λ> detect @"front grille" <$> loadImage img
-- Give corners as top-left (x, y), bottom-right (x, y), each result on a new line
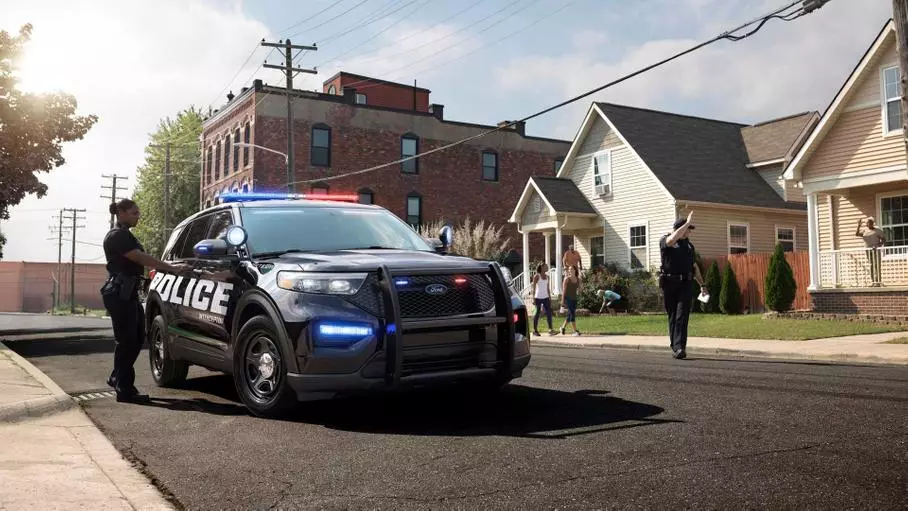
top-left (343, 272), bottom-right (497, 319)
top-left (401, 354), bottom-right (480, 375)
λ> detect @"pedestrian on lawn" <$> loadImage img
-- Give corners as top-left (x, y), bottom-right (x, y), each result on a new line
top-left (530, 263), bottom-right (556, 336)
top-left (658, 212), bottom-right (705, 360)
top-left (559, 265), bottom-right (582, 336)
top-left (598, 289), bottom-right (622, 314)
top-left (101, 199), bottom-right (191, 403)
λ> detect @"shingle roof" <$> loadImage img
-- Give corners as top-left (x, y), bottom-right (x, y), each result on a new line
top-left (531, 176), bottom-right (598, 215)
top-left (740, 112), bottom-right (816, 164)
top-left (595, 103), bottom-right (808, 211)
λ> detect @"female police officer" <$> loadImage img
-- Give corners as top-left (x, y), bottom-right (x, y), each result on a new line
top-left (102, 198), bottom-right (190, 403)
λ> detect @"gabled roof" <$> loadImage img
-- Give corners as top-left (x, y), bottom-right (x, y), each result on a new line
top-left (508, 176), bottom-right (598, 223)
top-left (785, 20), bottom-right (895, 181)
top-left (596, 103), bottom-right (807, 211)
top-left (741, 112), bottom-right (819, 165)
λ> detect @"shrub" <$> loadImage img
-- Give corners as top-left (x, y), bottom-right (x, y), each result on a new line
top-left (719, 263), bottom-right (743, 314)
top-left (703, 261), bottom-right (722, 313)
top-left (576, 267), bottom-right (630, 312)
top-left (418, 217), bottom-right (510, 261)
top-left (764, 243), bottom-right (797, 312)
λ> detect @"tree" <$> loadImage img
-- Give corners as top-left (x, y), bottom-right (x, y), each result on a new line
top-left (764, 243), bottom-right (797, 312)
top-left (0, 24), bottom-right (98, 259)
top-left (418, 217), bottom-right (511, 261)
top-left (719, 263), bottom-right (743, 314)
top-left (131, 108), bottom-right (203, 258)
top-left (703, 260), bottom-right (722, 313)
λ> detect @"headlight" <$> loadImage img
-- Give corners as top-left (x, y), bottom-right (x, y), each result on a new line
top-left (276, 272), bottom-right (367, 295)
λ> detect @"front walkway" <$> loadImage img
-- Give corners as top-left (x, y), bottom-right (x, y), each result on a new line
top-left (532, 331), bottom-right (908, 365)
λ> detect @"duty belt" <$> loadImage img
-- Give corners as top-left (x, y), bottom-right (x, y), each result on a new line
top-left (661, 272), bottom-right (693, 281)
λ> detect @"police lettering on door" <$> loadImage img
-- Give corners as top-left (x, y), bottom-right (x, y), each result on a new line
top-left (148, 272), bottom-right (233, 315)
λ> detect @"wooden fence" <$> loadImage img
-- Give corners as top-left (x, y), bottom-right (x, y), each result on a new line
top-left (702, 250), bottom-right (810, 312)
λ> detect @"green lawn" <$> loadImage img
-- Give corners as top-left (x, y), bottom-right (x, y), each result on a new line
top-left (554, 313), bottom-right (908, 341)
top-left (883, 337), bottom-right (908, 344)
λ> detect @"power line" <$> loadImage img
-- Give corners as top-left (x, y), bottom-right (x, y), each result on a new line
top-left (286, 0), bottom-right (373, 40)
top-left (285, 0), bottom-right (824, 187)
top-left (62, 208), bottom-right (87, 313)
top-left (100, 174), bottom-right (129, 229)
top-left (278, 0), bottom-right (350, 35)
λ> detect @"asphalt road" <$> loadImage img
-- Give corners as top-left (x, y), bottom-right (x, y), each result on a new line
top-left (8, 336), bottom-right (908, 510)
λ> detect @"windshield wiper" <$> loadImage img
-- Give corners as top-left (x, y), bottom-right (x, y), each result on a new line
top-left (252, 249), bottom-right (308, 259)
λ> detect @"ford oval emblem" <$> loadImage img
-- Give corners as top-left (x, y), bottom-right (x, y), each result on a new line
top-left (425, 283), bottom-right (448, 295)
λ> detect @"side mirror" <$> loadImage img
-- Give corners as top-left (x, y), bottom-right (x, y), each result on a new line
top-left (439, 225), bottom-right (453, 249)
top-left (193, 225), bottom-right (248, 259)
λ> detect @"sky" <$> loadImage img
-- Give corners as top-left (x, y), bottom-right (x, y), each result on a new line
top-left (0, 0), bottom-right (894, 263)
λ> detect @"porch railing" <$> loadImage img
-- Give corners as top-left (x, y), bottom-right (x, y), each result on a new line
top-left (511, 269), bottom-right (559, 298)
top-left (818, 246), bottom-right (908, 288)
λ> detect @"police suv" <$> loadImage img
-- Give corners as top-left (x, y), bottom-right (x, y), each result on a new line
top-left (143, 192), bottom-right (531, 418)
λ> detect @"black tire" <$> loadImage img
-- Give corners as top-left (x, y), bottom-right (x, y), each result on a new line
top-left (232, 315), bottom-right (297, 419)
top-left (148, 314), bottom-right (189, 387)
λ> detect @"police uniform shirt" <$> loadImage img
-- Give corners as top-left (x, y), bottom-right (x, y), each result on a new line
top-left (103, 226), bottom-right (144, 277)
top-left (659, 235), bottom-right (695, 276)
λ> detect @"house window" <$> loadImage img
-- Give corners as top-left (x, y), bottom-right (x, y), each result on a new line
top-left (233, 129), bottom-right (240, 172)
top-left (883, 66), bottom-right (902, 134)
top-left (728, 223), bottom-right (749, 254)
top-left (311, 183), bottom-right (329, 195)
top-left (355, 93), bottom-right (367, 104)
top-left (554, 158), bottom-right (564, 175)
top-left (358, 188), bottom-right (373, 204)
top-left (206, 146), bottom-right (213, 184)
top-left (776, 226), bottom-right (795, 252)
top-left (214, 140), bottom-right (221, 180)
top-left (243, 123), bottom-right (250, 166)
top-left (401, 134), bottom-right (418, 174)
top-left (311, 124), bottom-right (331, 167)
top-left (242, 182), bottom-right (250, 193)
top-left (592, 150), bottom-right (612, 196)
top-left (629, 224), bottom-right (647, 269)
top-left (880, 193), bottom-right (908, 246)
top-left (590, 236), bottom-right (605, 268)
top-left (406, 193), bottom-right (422, 227)
top-left (482, 151), bottom-right (498, 181)
top-left (224, 134), bottom-right (231, 175)
top-left (327, 84), bottom-right (337, 95)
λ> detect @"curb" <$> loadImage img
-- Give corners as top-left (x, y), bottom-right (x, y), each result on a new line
top-left (532, 340), bottom-right (908, 366)
top-left (0, 341), bottom-right (75, 423)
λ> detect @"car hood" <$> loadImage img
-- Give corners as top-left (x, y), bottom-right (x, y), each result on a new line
top-left (271, 250), bottom-right (494, 273)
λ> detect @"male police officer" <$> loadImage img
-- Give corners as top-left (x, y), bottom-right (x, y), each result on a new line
top-left (659, 212), bottom-right (704, 359)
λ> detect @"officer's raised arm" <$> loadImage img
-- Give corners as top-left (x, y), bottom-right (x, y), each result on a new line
top-left (664, 211), bottom-right (694, 248)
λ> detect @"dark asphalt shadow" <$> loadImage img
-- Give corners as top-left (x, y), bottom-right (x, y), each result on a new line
top-left (290, 385), bottom-right (678, 439)
top-left (129, 397), bottom-right (248, 416)
top-left (6, 336), bottom-right (119, 357)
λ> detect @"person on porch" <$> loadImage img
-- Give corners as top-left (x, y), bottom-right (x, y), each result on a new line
top-left (855, 217), bottom-right (886, 287)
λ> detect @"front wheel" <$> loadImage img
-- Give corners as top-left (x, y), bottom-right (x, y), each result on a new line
top-left (232, 315), bottom-right (297, 418)
top-left (148, 314), bottom-right (189, 387)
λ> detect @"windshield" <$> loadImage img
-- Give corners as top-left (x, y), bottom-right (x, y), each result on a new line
top-left (239, 206), bottom-right (433, 255)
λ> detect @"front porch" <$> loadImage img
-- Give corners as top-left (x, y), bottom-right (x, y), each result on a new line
top-left (516, 215), bottom-right (601, 296)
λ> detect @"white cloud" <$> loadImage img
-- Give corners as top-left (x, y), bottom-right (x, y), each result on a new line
top-left (494, 0), bottom-right (892, 138)
top-left (1, 0), bottom-right (271, 262)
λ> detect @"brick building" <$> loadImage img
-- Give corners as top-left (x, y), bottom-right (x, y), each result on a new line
top-left (199, 72), bottom-right (571, 266)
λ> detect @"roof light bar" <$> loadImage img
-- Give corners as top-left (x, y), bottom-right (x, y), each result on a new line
top-left (219, 192), bottom-right (359, 203)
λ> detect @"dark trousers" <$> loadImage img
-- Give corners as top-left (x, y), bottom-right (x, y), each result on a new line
top-left (661, 277), bottom-right (693, 353)
top-left (534, 298), bottom-right (553, 331)
top-left (103, 294), bottom-right (145, 393)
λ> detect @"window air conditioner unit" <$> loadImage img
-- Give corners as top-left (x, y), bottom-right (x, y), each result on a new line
top-left (595, 184), bottom-right (610, 196)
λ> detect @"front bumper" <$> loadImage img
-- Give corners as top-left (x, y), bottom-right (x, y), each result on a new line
top-left (286, 263), bottom-right (529, 399)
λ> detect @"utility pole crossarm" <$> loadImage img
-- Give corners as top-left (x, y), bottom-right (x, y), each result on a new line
top-left (261, 42), bottom-right (317, 51)
top-left (263, 64), bottom-right (318, 75)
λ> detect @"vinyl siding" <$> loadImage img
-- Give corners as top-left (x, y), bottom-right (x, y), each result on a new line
top-left (565, 115), bottom-right (676, 271)
top-left (802, 39), bottom-right (905, 180)
top-left (681, 205), bottom-right (808, 259)
top-left (784, 179), bottom-right (806, 202)
top-left (573, 228), bottom-right (605, 269)
top-left (757, 165), bottom-right (785, 199)
top-left (520, 192), bottom-right (555, 225)
top-left (816, 182), bottom-right (908, 251)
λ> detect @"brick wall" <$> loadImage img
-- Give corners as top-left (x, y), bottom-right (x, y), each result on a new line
top-left (0, 262), bottom-right (108, 313)
top-left (811, 290), bottom-right (908, 316)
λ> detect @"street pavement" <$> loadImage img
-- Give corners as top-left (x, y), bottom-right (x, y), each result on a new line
top-left (6, 334), bottom-right (907, 510)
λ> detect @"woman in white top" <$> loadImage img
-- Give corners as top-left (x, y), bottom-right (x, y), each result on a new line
top-left (530, 263), bottom-right (556, 336)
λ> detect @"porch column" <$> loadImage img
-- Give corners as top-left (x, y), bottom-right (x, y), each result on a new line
top-left (522, 230), bottom-right (530, 293)
top-left (555, 225), bottom-right (563, 296)
top-left (544, 234), bottom-right (552, 268)
top-left (807, 192), bottom-right (821, 291)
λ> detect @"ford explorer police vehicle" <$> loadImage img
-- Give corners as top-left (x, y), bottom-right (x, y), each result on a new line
top-left (143, 192), bottom-right (531, 418)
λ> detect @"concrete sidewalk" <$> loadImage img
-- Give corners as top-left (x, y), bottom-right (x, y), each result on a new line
top-left (0, 342), bottom-right (174, 510)
top-left (533, 331), bottom-right (908, 365)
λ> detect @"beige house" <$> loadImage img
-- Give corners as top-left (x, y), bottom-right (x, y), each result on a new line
top-left (784, 19), bottom-right (908, 315)
top-left (509, 102), bottom-right (818, 294)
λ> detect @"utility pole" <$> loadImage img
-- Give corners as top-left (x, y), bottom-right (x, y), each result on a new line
top-left (894, 0), bottom-right (908, 158)
top-left (164, 143), bottom-right (171, 231)
top-left (101, 174), bottom-right (129, 229)
top-left (262, 38), bottom-right (318, 192)
top-left (48, 210), bottom-right (72, 312)
top-left (62, 208), bottom-right (86, 314)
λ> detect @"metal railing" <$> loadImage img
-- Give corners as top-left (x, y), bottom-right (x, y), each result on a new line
top-left (818, 245), bottom-right (908, 288)
top-left (511, 269), bottom-right (559, 298)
